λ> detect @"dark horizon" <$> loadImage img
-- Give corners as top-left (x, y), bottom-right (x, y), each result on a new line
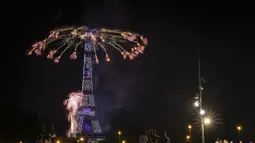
top-left (3, 0), bottom-right (255, 142)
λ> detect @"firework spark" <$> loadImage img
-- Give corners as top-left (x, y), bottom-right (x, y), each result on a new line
top-left (63, 91), bottom-right (85, 136)
top-left (27, 26), bottom-right (148, 63)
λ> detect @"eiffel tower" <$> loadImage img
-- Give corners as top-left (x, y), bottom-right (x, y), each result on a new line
top-left (71, 41), bottom-right (105, 142)
top-left (28, 26), bottom-right (148, 142)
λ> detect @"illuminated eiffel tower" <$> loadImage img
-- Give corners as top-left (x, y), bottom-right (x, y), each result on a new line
top-left (71, 41), bottom-right (104, 142)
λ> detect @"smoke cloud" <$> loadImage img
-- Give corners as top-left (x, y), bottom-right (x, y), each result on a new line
top-left (94, 63), bottom-right (137, 131)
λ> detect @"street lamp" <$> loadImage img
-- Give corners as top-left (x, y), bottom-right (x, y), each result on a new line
top-left (122, 140), bottom-right (126, 143)
top-left (237, 125), bottom-right (242, 142)
top-left (117, 130), bottom-right (122, 143)
top-left (191, 54), bottom-right (212, 143)
top-left (188, 125), bottom-right (192, 136)
top-left (56, 140), bottom-right (60, 143)
top-left (237, 125), bottom-right (242, 134)
top-left (186, 135), bottom-right (190, 143)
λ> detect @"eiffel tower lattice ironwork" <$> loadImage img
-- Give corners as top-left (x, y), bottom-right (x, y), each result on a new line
top-left (74, 41), bottom-right (105, 142)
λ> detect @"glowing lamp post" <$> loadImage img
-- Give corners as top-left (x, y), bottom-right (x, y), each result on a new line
top-left (188, 124), bottom-right (192, 139)
top-left (191, 71), bottom-right (208, 143)
top-left (191, 54), bottom-right (220, 143)
top-left (118, 130), bottom-right (122, 143)
top-left (236, 125), bottom-right (242, 142)
top-left (186, 135), bottom-right (190, 143)
top-left (237, 125), bottom-right (242, 135)
top-left (188, 125), bottom-right (192, 133)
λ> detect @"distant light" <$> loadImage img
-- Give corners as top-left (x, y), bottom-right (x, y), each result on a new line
top-left (57, 140), bottom-right (60, 143)
top-left (122, 140), bottom-right (126, 143)
top-left (237, 126), bottom-right (242, 131)
top-left (20, 141), bottom-right (22, 143)
top-left (194, 101), bottom-right (199, 107)
top-left (80, 137), bottom-right (84, 141)
top-left (200, 109), bottom-right (205, 115)
top-left (186, 135), bottom-right (190, 139)
top-left (118, 130), bottom-right (122, 135)
top-left (204, 117), bottom-right (211, 125)
top-left (188, 125), bottom-right (192, 129)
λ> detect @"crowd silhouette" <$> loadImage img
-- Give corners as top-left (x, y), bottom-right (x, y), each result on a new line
top-left (139, 129), bottom-right (170, 143)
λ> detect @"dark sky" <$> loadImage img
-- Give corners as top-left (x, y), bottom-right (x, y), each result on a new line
top-left (3, 0), bottom-right (255, 142)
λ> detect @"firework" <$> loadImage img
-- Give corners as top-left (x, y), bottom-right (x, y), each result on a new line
top-left (63, 91), bottom-right (85, 136)
top-left (27, 26), bottom-right (148, 63)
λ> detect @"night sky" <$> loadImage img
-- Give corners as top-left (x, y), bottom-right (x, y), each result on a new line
top-left (3, 0), bottom-right (255, 142)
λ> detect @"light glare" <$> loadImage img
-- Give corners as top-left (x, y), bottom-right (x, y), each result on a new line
top-left (194, 101), bottom-right (199, 107)
top-left (200, 109), bottom-right (205, 115)
top-left (204, 117), bottom-right (211, 125)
